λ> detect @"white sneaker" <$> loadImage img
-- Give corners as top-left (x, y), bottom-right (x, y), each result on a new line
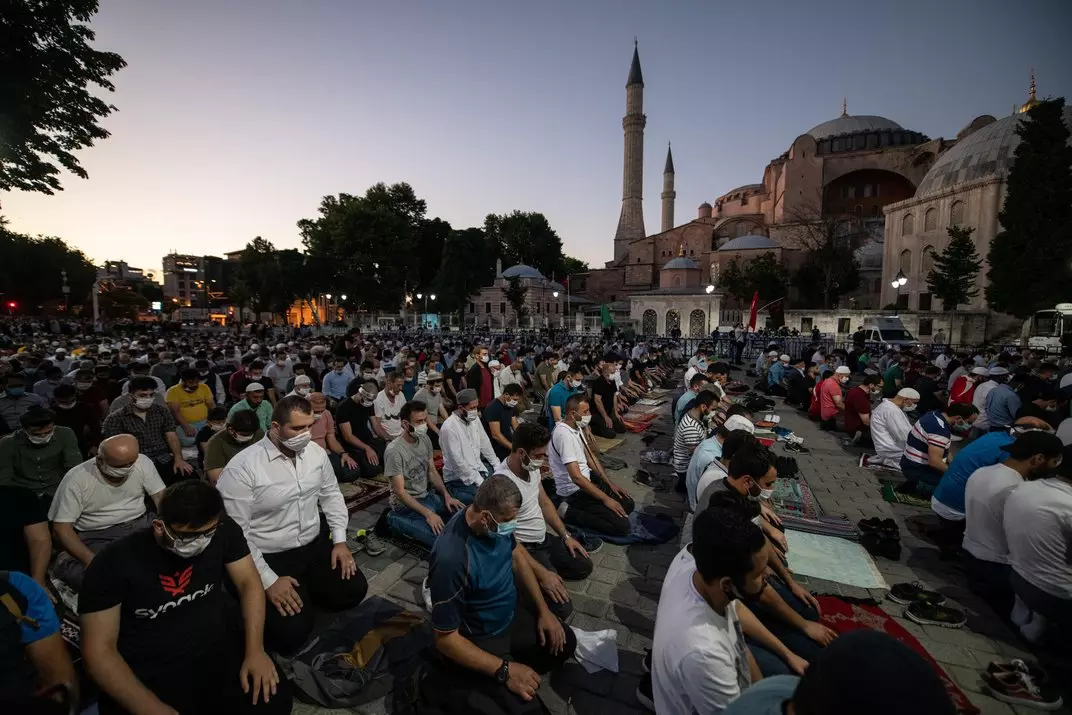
top-left (421, 577), bottom-right (433, 612)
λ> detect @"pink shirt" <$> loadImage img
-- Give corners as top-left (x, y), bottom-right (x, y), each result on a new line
top-left (311, 409), bottom-right (335, 450)
top-left (819, 376), bottom-right (843, 420)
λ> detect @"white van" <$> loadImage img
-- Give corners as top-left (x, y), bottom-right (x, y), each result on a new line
top-left (859, 317), bottom-right (920, 349)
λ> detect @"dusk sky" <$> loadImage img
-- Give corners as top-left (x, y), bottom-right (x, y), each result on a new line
top-left (2, 0), bottom-right (1069, 276)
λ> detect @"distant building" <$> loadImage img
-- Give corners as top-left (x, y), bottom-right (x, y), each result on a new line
top-left (102, 261), bottom-right (151, 282)
top-left (465, 260), bottom-right (583, 330)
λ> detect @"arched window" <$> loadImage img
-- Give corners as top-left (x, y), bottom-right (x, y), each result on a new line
top-left (903, 213), bottom-right (915, 235)
top-left (950, 200), bottom-right (965, 226)
top-left (871, 205), bottom-right (880, 216)
top-left (921, 246), bottom-right (936, 275)
top-left (642, 309), bottom-right (657, 336)
top-left (924, 208), bottom-right (937, 232)
top-left (854, 204), bottom-right (862, 216)
top-left (665, 310), bottom-right (681, 335)
top-left (899, 249), bottom-right (912, 273)
top-left (689, 310), bottom-right (706, 337)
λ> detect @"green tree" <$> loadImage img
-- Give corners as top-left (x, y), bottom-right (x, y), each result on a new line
top-left (0, 225), bottom-right (96, 313)
top-left (717, 253), bottom-right (789, 307)
top-left (562, 256), bottom-right (589, 278)
top-left (793, 254), bottom-right (859, 309)
top-left (718, 258), bottom-right (750, 304)
top-left (97, 286), bottom-right (148, 321)
top-left (786, 201), bottom-right (862, 308)
top-left (232, 237), bottom-right (281, 315)
top-left (435, 228), bottom-right (495, 321)
top-left (503, 275), bottom-right (528, 327)
top-left (927, 225), bottom-right (983, 335)
top-left (0, 0), bottom-right (125, 196)
top-left (416, 218), bottom-right (452, 293)
top-left (986, 98), bottom-right (1072, 318)
top-left (484, 211), bottom-right (566, 277)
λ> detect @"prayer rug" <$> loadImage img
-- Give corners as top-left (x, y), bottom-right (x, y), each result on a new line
top-left (781, 515), bottom-right (860, 541)
top-left (592, 435), bottom-right (625, 453)
top-left (636, 398), bottom-right (667, 406)
top-left (815, 596), bottom-right (980, 715)
top-left (785, 531), bottom-right (887, 589)
top-left (341, 479), bottom-right (391, 514)
top-left (880, 482), bottom-right (931, 509)
top-left (771, 476), bottom-right (821, 519)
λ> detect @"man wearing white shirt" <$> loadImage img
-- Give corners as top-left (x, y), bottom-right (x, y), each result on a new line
top-left (372, 372), bottom-right (407, 441)
top-left (439, 389), bottom-right (499, 505)
top-left (971, 367), bottom-right (1003, 435)
top-left (861, 388), bottom-right (918, 470)
top-left (217, 394), bottom-right (366, 655)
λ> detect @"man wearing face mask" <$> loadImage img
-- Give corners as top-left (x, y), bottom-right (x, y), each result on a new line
top-left (80, 479), bottom-right (290, 715)
top-left (862, 388), bottom-right (919, 470)
top-left (440, 389), bottom-right (499, 505)
top-left (218, 395), bottom-right (367, 655)
top-left (306, 392), bottom-right (361, 482)
top-left (675, 373), bottom-right (710, 426)
top-left (899, 403), bottom-right (979, 497)
top-left (544, 366), bottom-right (585, 430)
top-left (204, 410), bottom-right (264, 483)
top-left (337, 379), bottom-right (385, 479)
top-left (373, 372), bottom-right (407, 442)
top-left (673, 391), bottom-right (718, 494)
top-left (385, 401), bottom-right (463, 548)
top-left (166, 368), bottom-right (216, 449)
top-left (285, 374), bottom-right (314, 400)
top-left (818, 365), bottom-right (851, 431)
top-left (484, 384), bottom-right (523, 460)
top-left (48, 434), bottom-right (166, 590)
top-left (549, 395), bottom-right (634, 537)
top-left (466, 344), bottom-right (494, 409)
top-left (103, 376), bottom-right (195, 484)
top-left (413, 371), bottom-right (449, 451)
top-left (422, 475), bottom-right (576, 714)
top-left (0, 407), bottom-right (81, 505)
top-left (950, 366), bottom-right (987, 406)
top-left (0, 373), bottom-right (45, 432)
top-left (264, 351), bottom-right (293, 405)
top-left (228, 382), bottom-right (273, 432)
top-left (494, 423), bottom-right (594, 617)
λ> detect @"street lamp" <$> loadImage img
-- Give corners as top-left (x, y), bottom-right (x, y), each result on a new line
top-left (705, 284), bottom-right (715, 333)
top-left (340, 294), bottom-right (347, 301)
top-left (890, 270), bottom-right (907, 289)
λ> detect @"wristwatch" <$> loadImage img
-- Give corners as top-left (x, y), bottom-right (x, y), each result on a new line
top-left (495, 659), bottom-right (510, 684)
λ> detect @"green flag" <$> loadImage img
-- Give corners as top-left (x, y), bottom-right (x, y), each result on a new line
top-left (600, 304), bottom-right (612, 327)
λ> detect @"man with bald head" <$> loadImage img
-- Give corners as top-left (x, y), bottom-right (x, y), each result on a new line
top-left (48, 434), bottom-right (167, 589)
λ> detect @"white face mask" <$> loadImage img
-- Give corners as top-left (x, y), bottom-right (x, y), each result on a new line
top-left (759, 488), bottom-right (774, 500)
top-left (313, 411), bottom-right (323, 421)
top-left (99, 461), bottom-right (135, 482)
top-left (526, 456), bottom-right (545, 471)
top-left (134, 397), bottom-right (155, 410)
top-left (411, 423), bottom-right (429, 436)
top-left (466, 409), bottom-right (479, 422)
top-left (163, 524), bottom-right (213, 559)
top-left (296, 387), bottom-right (311, 396)
top-left (579, 414), bottom-right (592, 427)
top-left (279, 430), bottom-right (311, 452)
top-left (505, 399), bottom-right (519, 408)
top-left (480, 355), bottom-right (489, 363)
top-left (232, 431), bottom-right (255, 443)
top-left (26, 430), bottom-right (55, 445)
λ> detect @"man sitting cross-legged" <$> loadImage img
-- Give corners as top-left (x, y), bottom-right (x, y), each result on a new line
top-left (422, 475), bottom-right (577, 715)
top-left (80, 480), bottom-right (291, 715)
top-left (49, 434), bottom-right (166, 591)
top-left (385, 400), bottom-right (465, 548)
top-left (494, 422), bottom-right (595, 619)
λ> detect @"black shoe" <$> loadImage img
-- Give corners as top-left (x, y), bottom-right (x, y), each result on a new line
top-left (888, 582), bottom-right (946, 606)
top-left (636, 672), bottom-right (655, 712)
top-left (905, 599), bottom-right (966, 628)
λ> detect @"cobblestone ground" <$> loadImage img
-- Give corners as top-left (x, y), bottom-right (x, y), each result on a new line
top-left (296, 398), bottom-right (1070, 715)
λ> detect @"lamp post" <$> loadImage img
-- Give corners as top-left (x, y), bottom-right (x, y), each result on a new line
top-left (61, 270), bottom-right (69, 312)
top-left (891, 270), bottom-right (908, 308)
top-left (705, 283), bottom-right (715, 334)
top-left (552, 290), bottom-right (561, 329)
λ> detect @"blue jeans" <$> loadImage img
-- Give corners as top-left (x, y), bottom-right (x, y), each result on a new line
top-left (746, 577), bottom-right (822, 676)
top-left (386, 493), bottom-right (449, 548)
top-left (445, 481), bottom-right (478, 505)
top-left (178, 420), bottom-right (206, 448)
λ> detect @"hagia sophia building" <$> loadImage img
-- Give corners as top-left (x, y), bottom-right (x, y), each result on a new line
top-left (571, 43), bottom-right (1070, 338)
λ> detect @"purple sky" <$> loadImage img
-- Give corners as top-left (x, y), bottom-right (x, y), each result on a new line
top-left (2, 0), bottom-right (1069, 276)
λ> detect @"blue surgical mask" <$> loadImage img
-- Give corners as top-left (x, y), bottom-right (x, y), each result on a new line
top-left (488, 513), bottom-right (517, 538)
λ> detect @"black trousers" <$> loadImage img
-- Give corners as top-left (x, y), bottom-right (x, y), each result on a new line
top-left (348, 437), bottom-right (386, 479)
top-left (98, 633), bottom-right (293, 715)
top-left (589, 408), bottom-right (625, 439)
top-left (423, 592), bottom-right (578, 715)
top-left (262, 528), bottom-right (369, 655)
top-left (563, 478), bottom-right (635, 537)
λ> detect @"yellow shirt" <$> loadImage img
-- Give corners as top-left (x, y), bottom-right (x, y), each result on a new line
top-left (165, 383), bottom-right (214, 424)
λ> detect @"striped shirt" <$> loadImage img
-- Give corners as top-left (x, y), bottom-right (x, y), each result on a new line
top-left (673, 412), bottom-right (708, 473)
top-left (902, 410), bottom-right (950, 466)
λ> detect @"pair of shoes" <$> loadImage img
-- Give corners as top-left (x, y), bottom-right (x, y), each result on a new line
top-left (346, 529), bottom-right (388, 556)
top-left (985, 669), bottom-right (1062, 710)
top-left (860, 518), bottom-right (901, 560)
top-left (888, 581), bottom-right (946, 606)
top-left (905, 597), bottom-right (967, 628)
top-left (783, 442), bottom-right (810, 454)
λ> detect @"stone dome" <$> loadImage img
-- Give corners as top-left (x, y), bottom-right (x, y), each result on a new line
top-left (915, 106), bottom-right (1072, 199)
top-left (807, 114), bottom-right (904, 140)
top-left (718, 235), bottom-right (779, 252)
top-left (501, 264), bottom-right (545, 280)
top-left (663, 256), bottom-right (699, 270)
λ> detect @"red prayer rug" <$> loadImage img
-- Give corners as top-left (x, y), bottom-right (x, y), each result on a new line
top-left (815, 596), bottom-right (980, 714)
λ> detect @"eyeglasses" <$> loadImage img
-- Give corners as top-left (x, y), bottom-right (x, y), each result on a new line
top-left (164, 522), bottom-right (217, 543)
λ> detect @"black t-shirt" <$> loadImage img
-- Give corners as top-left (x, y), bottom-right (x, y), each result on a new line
top-left (914, 377), bottom-right (943, 414)
top-left (482, 399), bottom-right (516, 458)
top-left (78, 515), bottom-right (249, 677)
top-left (591, 376), bottom-right (617, 413)
top-left (1016, 401), bottom-right (1062, 430)
top-left (336, 397), bottom-right (376, 444)
top-left (0, 486), bottom-right (47, 573)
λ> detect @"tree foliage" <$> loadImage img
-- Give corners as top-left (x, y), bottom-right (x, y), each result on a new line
top-left (416, 218), bottom-right (452, 294)
top-left (484, 211), bottom-right (568, 278)
top-left (0, 0), bottom-right (126, 196)
top-left (793, 254), bottom-right (859, 309)
top-left (434, 228), bottom-right (496, 318)
top-left (785, 200), bottom-right (862, 309)
top-left (503, 275), bottom-right (528, 325)
top-left (0, 224), bottom-right (96, 313)
top-left (718, 252), bottom-right (789, 306)
top-left (986, 99), bottom-right (1072, 318)
top-left (97, 286), bottom-right (148, 321)
top-left (927, 225), bottom-right (982, 310)
top-left (562, 256), bottom-right (590, 277)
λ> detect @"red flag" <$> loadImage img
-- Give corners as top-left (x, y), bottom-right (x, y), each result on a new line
top-left (748, 291), bottom-right (759, 331)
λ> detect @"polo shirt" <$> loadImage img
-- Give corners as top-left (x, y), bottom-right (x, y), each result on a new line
top-left (428, 508), bottom-right (516, 638)
top-left (226, 398), bottom-right (273, 432)
top-left (673, 413), bottom-right (707, 473)
top-left (0, 427), bottom-right (82, 496)
top-left (549, 421), bottom-right (590, 497)
top-left (902, 410), bottom-right (950, 467)
top-left (545, 382), bottom-right (576, 430)
top-left (686, 436), bottom-right (723, 509)
top-left (932, 431), bottom-right (1013, 514)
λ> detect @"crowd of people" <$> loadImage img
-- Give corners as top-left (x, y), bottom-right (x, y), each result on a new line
top-left (3, 321), bottom-right (1064, 713)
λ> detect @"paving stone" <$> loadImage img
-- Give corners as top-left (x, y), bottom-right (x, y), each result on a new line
top-left (921, 625), bottom-right (1003, 654)
top-left (591, 567), bottom-right (625, 585)
top-left (571, 593), bottom-right (610, 618)
top-left (945, 663), bottom-right (987, 694)
top-left (585, 580), bottom-right (615, 599)
top-left (402, 562), bottom-right (428, 584)
top-left (918, 639), bottom-right (980, 668)
top-left (565, 578), bottom-right (589, 595)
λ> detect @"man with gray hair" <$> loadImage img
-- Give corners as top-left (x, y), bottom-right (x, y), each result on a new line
top-left (439, 388), bottom-right (499, 505)
top-left (424, 475), bottom-right (576, 714)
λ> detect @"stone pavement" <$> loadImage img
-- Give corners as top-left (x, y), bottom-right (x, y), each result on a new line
top-left (296, 398), bottom-right (1069, 715)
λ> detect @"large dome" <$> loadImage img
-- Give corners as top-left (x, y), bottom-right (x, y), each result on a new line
top-left (915, 106), bottom-right (1072, 198)
top-left (807, 114), bottom-right (904, 140)
top-left (501, 264), bottom-right (545, 280)
top-left (718, 235), bottom-right (779, 252)
top-left (663, 256), bottom-right (699, 270)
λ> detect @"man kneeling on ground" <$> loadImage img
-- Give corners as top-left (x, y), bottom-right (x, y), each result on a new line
top-left (494, 422), bottom-right (595, 619)
top-left (423, 475), bottom-right (577, 715)
top-left (81, 480), bottom-right (291, 715)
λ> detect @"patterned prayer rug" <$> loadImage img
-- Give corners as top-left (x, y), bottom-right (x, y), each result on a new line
top-left (340, 479), bottom-right (391, 514)
top-left (880, 482), bottom-right (932, 509)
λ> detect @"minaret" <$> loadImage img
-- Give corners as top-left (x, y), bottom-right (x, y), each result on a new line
top-left (613, 41), bottom-right (647, 263)
top-left (661, 143), bottom-right (675, 232)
